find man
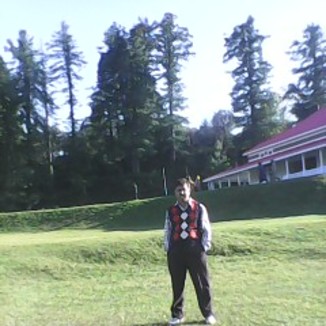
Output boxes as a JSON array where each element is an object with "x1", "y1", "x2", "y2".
[
  {"x1": 258, "y1": 162, "x2": 267, "y2": 184},
  {"x1": 164, "y1": 178, "x2": 217, "y2": 325}
]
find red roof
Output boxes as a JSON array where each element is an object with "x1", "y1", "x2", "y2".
[{"x1": 245, "y1": 107, "x2": 326, "y2": 155}]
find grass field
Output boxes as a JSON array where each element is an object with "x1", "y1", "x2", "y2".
[{"x1": 0, "y1": 215, "x2": 325, "y2": 326}]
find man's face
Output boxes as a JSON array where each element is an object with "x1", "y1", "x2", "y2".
[{"x1": 175, "y1": 183, "x2": 191, "y2": 205}]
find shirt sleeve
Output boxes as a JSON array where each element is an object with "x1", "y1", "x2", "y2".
[
  {"x1": 200, "y1": 204, "x2": 212, "y2": 252},
  {"x1": 163, "y1": 210, "x2": 171, "y2": 252}
]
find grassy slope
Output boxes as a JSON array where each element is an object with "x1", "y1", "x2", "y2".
[
  {"x1": 0, "y1": 176, "x2": 325, "y2": 232},
  {"x1": 0, "y1": 215, "x2": 325, "y2": 325}
]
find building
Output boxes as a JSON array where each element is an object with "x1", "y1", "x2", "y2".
[{"x1": 203, "y1": 107, "x2": 326, "y2": 190}]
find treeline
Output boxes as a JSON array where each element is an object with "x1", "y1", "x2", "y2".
[{"x1": 0, "y1": 14, "x2": 326, "y2": 211}]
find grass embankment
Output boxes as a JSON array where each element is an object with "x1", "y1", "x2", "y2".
[
  {"x1": 0, "y1": 216, "x2": 325, "y2": 325},
  {"x1": 0, "y1": 176, "x2": 325, "y2": 232}
]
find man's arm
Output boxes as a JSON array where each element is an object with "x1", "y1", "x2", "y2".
[
  {"x1": 200, "y1": 204, "x2": 212, "y2": 252},
  {"x1": 163, "y1": 211, "x2": 171, "y2": 252}
]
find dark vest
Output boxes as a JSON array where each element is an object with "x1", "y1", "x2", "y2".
[{"x1": 168, "y1": 200, "x2": 202, "y2": 246}]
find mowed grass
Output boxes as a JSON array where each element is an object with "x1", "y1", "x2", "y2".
[{"x1": 0, "y1": 215, "x2": 325, "y2": 326}]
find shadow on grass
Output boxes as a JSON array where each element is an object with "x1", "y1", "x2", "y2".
[{"x1": 133, "y1": 320, "x2": 205, "y2": 326}]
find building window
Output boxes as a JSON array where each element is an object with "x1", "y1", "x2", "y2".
[
  {"x1": 259, "y1": 149, "x2": 274, "y2": 158},
  {"x1": 305, "y1": 154, "x2": 317, "y2": 170},
  {"x1": 288, "y1": 155, "x2": 303, "y2": 174}
]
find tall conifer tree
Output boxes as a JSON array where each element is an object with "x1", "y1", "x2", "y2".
[
  {"x1": 224, "y1": 16, "x2": 281, "y2": 154},
  {"x1": 285, "y1": 24, "x2": 326, "y2": 120},
  {"x1": 0, "y1": 57, "x2": 24, "y2": 210},
  {"x1": 47, "y1": 21, "x2": 86, "y2": 138},
  {"x1": 155, "y1": 13, "x2": 194, "y2": 163}
]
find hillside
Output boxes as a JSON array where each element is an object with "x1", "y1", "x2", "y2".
[{"x1": 0, "y1": 176, "x2": 325, "y2": 232}]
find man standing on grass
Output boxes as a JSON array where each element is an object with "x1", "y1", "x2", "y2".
[{"x1": 164, "y1": 177, "x2": 217, "y2": 325}]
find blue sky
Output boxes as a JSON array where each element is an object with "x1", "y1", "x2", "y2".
[{"x1": 1, "y1": 0, "x2": 325, "y2": 127}]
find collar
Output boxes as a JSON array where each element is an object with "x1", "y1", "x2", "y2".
[{"x1": 175, "y1": 197, "x2": 195, "y2": 211}]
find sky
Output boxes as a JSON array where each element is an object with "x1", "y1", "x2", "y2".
[{"x1": 1, "y1": 0, "x2": 325, "y2": 128}]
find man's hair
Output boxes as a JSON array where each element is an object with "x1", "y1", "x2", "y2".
[{"x1": 175, "y1": 176, "x2": 194, "y2": 189}]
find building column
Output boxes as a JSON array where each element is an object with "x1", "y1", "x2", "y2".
[
  {"x1": 218, "y1": 181, "x2": 222, "y2": 189},
  {"x1": 301, "y1": 154, "x2": 306, "y2": 172},
  {"x1": 319, "y1": 149, "x2": 324, "y2": 168},
  {"x1": 228, "y1": 179, "x2": 231, "y2": 187},
  {"x1": 237, "y1": 174, "x2": 241, "y2": 186},
  {"x1": 247, "y1": 171, "x2": 251, "y2": 184},
  {"x1": 285, "y1": 160, "x2": 289, "y2": 177}
]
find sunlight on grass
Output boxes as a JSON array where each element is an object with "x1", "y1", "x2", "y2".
[
  {"x1": 0, "y1": 215, "x2": 325, "y2": 325},
  {"x1": 0, "y1": 229, "x2": 158, "y2": 246}
]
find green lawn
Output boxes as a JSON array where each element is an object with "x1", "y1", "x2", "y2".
[{"x1": 0, "y1": 215, "x2": 325, "y2": 326}]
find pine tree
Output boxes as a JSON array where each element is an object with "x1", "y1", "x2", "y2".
[
  {"x1": 90, "y1": 23, "x2": 128, "y2": 164},
  {"x1": 121, "y1": 21, "x2": 160, "y2": 175},
  {"x1": 188, "y1": 111, "x2": 234, "y2": 178},
  {"x1": 155, "y1": 13, "x2": 194, "y2": 163},
  {"x1": 47, "y1": 21, "x2": 86, "y2": 138},
  {"x1": 91, "y1": 21, "x2": 160, "y2": 174},
  {"x1": 87, "y1": 21, "x2": 163, "y2": 200},
  {"x1": 37, "y1": 51, "x2": 57, "y2": 177},
  {"x1": 285, "y1": 24, "x2": 326, "y2": 121},
  {"x1": 0, "y1": 57, "x2": 24, "y2": 210},
  {"x1": 224, "y1": 16, "x2": 281, "y2": 154},
  {"x1": 6, "y1": 30, "x2": 49, "y2": 209},
  {"x1": 6, "y1": 30, "x2": 41, "y2": 141}
]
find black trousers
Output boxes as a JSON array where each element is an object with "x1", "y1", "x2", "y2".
[{"x1": 167, "y1": 241, "x2": 213, "y2": 319}]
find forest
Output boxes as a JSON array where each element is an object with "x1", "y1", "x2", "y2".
[{"x1": 0, "y1": 13, "x2": 325, "y2": 211}]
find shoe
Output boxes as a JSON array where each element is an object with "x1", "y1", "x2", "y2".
[
  {"x1": 205, "y1": 314, "x2": 217, "y2": 325},
  {"x1": 169, "y1": 316, "x2": 185, "y2": 325}
]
